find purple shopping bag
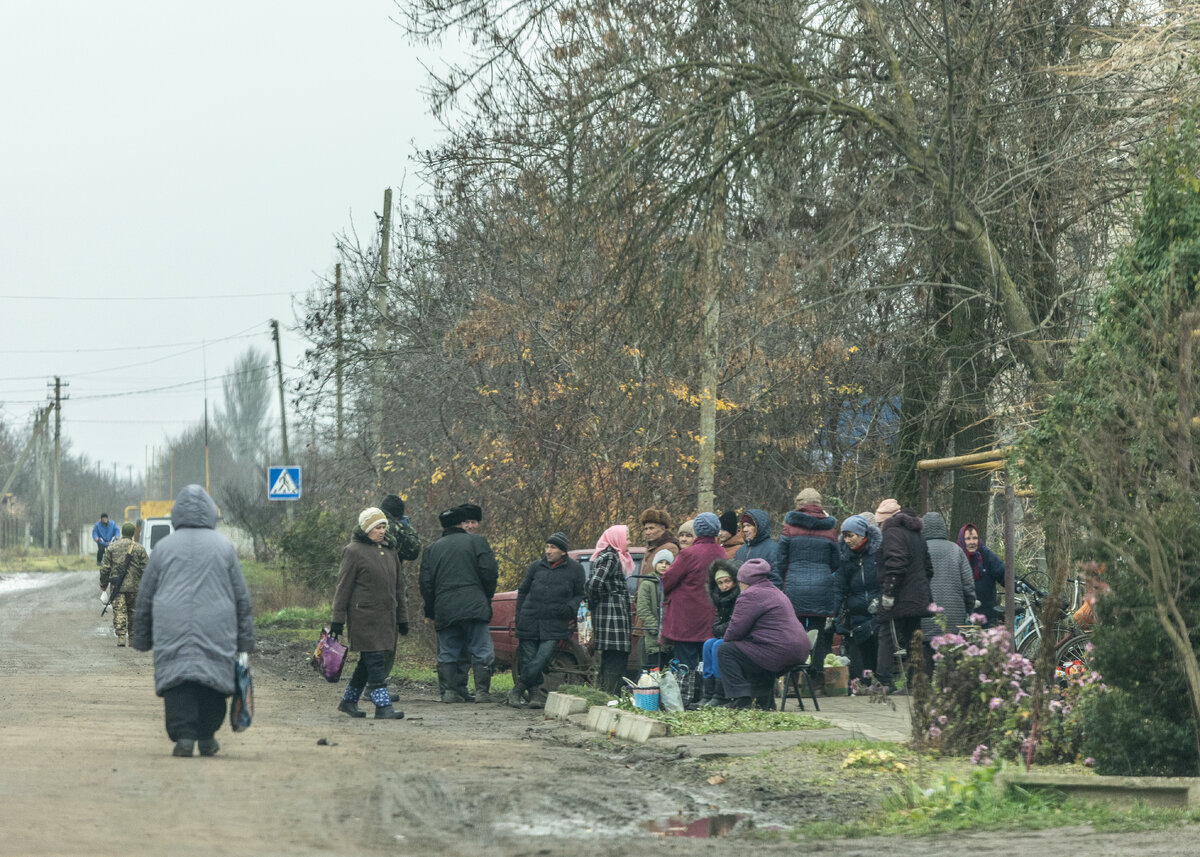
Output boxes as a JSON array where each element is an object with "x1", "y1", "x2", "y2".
[{"x1": 310, "y1": 626, "x2": 347, "y2": 682}]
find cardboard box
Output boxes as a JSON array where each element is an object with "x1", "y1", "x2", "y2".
[{"x1": 824, "y1": 664, "x2": 849, "y2": 696}]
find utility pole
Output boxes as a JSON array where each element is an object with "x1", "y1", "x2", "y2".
[
  {"x1": 334, "y1": 261, "x2": 344, "y2": 453},
  {"x1": 49, "y1": 376, "x2": 66, "y2": 549},
  {"x1": 271, "y1": 319, "x2": 293, "y2": 523},
  {"x1": 373, "y1": 188, "x2": 393, "y2": 483}
]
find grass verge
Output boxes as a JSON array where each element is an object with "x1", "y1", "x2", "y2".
[{"x1": 614, "y1": 697, "x2": 829, "y2": 735}]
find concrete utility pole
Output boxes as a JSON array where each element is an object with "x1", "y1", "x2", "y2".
[
  {"x1": 334, "y1": 262, "x2": 344, "y2": 452},
  {"x1": 373, "y1": 188, "x2": 393, "y2": 482},
  {"x1": 270, "y1": 319, "x2": 293, "y2": 523},
  {"x1": 49, "y1": 376, "x2": 66, "y2": 549}
]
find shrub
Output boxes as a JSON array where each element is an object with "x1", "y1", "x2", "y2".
[
  {"x1": 277, "y1": 507, "x2": 346, "y2": 593},
  {"x1": 923, "y1": 622, "x2": 1101, "y2": 764}
]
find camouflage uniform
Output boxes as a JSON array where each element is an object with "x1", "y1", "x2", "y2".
[
  {"x1": 100, "y1": 537, "x2": 149, "y2": 646},
  {"x1": 379, "y1": 516, "x2": 421, "y2": 681}
]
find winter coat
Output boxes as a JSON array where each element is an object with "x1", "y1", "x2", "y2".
[
  {"x1": 920, "y1": 512, "x2": 976, "y2": 639},
  {"x1": 660, "y1": 536, "x2": 725, "y2": 643},
  {"x1": 585, "y1": 547, "x2": 631, "y2": 652},
  {"x1": 92, "y1": 518, "x2": 119, "y2": 547},
  {"x1": 878, "y1": 510, "x2": 934, "y2": 620},
  {"x1": 706, "y1": 570, "x2": 740, "y2": 639},
  {"x1": 722, "y1": 579, "x2": 810, "y2": 673},
  {"x1": 960, "y1": 525, "x2": 1006, "y2": 626},
  {"x1": 732, "y1": 509, "x2": 777, "y2": 567},
  {"x1": 833, "y1": 521, "x2": 882, "y2": 641},
  {"x1": 638, "y1": 535, "x2": 679, "y2": 580},
  {"x1": 722, "y1": 530, "x2": 744, "y2": 560},
  {"x1": 384, "y1": 516, "x2": 422, "y2": 562},
  {"x1": 418, "y1": 527, "x2": 499, "y2": 631},
  {"x1": 100, "y1": 537, "x2": 148, "y2": 594},
  {"x1": 515, "y1": 555, "x2": 585, "y2": 641},
  {"x1": 332, "y1": 529, "x2": 407, "y2": 653},
  {"x1": 636, "y1": 574, "x2": 667, "y2": 656},
  {"x1": 130, "y1": 485, "x2": 255, "y2": 697},
  {"x1": 769, "y1": 506, "x2": 840, "y2": 616}
]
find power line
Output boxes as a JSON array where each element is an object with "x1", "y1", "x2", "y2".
[{"x1": 0, "y1": 291, "x2": 297, "y2": 302}]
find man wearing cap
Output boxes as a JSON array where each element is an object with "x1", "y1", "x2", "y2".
[
  {"x1": 100, "y1": 521, "x2": 149, "y2": 647},
  {"x1": 507, "y1": 533, "x2": 586, "y2": 708},
  {"x1": 448, "y1": 502, "x2": 484, "y2": 700},
  {"x1": 419, "y1": 506, "x2": 500, "y2": 703}
]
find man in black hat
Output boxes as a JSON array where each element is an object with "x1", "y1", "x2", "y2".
[
  {"x1": 418, "y1": 507, "x2": 500, "y2": 703},
  {"x1": 507, "y1": 533, "x2": 585, "y2": 708},
  {"x1": 457, "y1": 503, "x2": 482, "y2": 534}
]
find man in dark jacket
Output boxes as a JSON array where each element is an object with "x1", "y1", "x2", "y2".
[
  {"x1": 874, "y1": 508, "x2": 933, "y2": 693},
  {"x1": 507, "y1": 532, "x2": 585, "y2": 709},
  {"x1": 419, "y1": 507, "x2": 500, "y2": 703}
]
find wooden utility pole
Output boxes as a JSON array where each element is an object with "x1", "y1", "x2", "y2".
[
  {"x1": 334, "y1": 262, "x2": 344, "y2": 452},
  {"x1": 49, "y1": 376, "x2": 65, "y2": 549},
  {"x1": 373, "y1": 188, "x2": 393, "y2": 482},
  {"x1": 271, "y1": 319, "x2": 293, "y2": 523}
]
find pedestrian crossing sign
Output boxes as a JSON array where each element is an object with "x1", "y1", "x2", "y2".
[{"x1": 267, "y1": 466, "x2": 301, "y2": 501}]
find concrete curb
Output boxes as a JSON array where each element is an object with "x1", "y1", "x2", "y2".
[
  {"x1": 543, "y1": 691, "x2": 589, "y2": 720},
  {"x1": 994, "y1": 772, "x2": 1200, "y2": 809},
  {"x1": 581, "y1": 704, "x2": 668, "y2": 743}
]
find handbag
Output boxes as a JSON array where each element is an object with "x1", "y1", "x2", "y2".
[
  {"x1": 230, "y1": 661, "x2": 254, "y2": 732},
  {"x1": 311, "y1": 625, "x2": 348, "y2": 683}
]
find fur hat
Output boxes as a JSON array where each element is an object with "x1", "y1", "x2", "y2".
[
  {"x1": 874, "y1": 498, "x2": 901, "y2": 522},
  {"x1": 457, "y1": 503, "x2": 482, "y2": 522},
  {"x1": 359, "y1": 507, "x2": 387, "y2": 533},
  {"x1": 547, "y1": 532, "x2": 569, "y2": 552},
  {"x1": 693, "y1": 512, "x2": 720, "y2": 537},
  {"x1": 639, "y1": 508, "x2": 674, "y2": 529},
  {"x1": 380, "y1": 494, "x2": 406, "y2": 519},
  {"x1": 737, "y1": 557, "x2": 770, "y2": 585},
  {"x1": 794, "y1": 487, "x2": 823, "y2": 507},
  {"x1": 438, "y1": 507, "x2": 465, "y2": 529},
  {"x1": 121, "y1": 521, "x2": 136, "y2": 538},
  {"x1": 718, "y1": 510, "x2": 739, "y2": 535},
  {"x1": 652, "y1": 548, "x2": 675, "y2": 567}
]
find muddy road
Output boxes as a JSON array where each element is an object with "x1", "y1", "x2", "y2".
[{"x1": 1, "y1": 570, "x2": 1194, "y2": 856}]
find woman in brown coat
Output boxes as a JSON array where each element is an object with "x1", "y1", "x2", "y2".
[{"x1": 331, "y1": 507, "x2": 408, "y2": 720}]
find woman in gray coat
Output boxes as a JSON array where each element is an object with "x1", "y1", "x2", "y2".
[
  {"x1": 331, "y1": 507, "x2": 408, "y2": 720},
  {"x1": 131, "y1": 485, "x2": 255, "y2": 758}
]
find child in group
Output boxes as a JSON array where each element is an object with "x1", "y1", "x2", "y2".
[
  {"x1": 637, "y1": 549, "x2": 674, "y2": 671},
  {"x1": 700, "y1": 559, "x2": 740, "y2": 707}
]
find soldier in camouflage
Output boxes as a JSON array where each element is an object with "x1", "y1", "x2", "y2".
[
  {"x1": 379, "y1": 495, "x2": 421, "y2": 695},
  {"x1": 100, "y1": 521, "x2": 149, "y2": 647}
]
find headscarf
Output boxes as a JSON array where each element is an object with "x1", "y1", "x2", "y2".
[
  {"x1": 593, "y1": 524, "x2": 635, "y2": 576},
  {"x1": 957, "y1": 522, "x2": 984, "y2": 581}
]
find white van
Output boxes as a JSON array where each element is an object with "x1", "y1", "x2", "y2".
[{"x1": 139, "y1": 517, "x2": 174, "y2": 557}]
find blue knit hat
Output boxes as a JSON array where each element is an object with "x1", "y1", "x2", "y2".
[
  {"x1": 693, "y1": 512, "x2": 720, "y2": 537},
  {"x1": 841, "y1": 514, "x2": 869, "y2": 537}
]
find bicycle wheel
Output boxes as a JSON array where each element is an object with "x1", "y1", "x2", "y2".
[
  {"x1": 1056, "y1": 634, "x2": 1091, "y2": 665},
  {"x1": 1015, "y1": 629, "x2": 1040, "y2": 659}
]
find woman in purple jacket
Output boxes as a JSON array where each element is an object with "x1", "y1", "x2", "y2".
[
  {"x1": 717, "y1": 558, "x2": 811, "y2": 709},
  {"x1": 660, "y1": 512, "x2": 726, "y2": 705}
]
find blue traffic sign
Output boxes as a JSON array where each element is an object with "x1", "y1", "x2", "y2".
[{"x1": 267, "y1": 466, "x2": 301, "y2": 501}]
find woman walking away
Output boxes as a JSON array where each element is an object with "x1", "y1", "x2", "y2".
[
  {"x1": 637, "y1": 549, "x2": 675, "y2": 671},
  {"x1": 874, "y1": 507, "x2": 933, "y2": 694},
  {"x1": 958, "y1": 523, "x2": 1006, "y2": 627},
  {"x1": 921, "y1": 511, "x2": 975, "y2": 670},
  {"x1": 833, "y1": 514, "x2": 882, "y2": 682},
  {"x1": 131, "y1": 485, "x2": 255, "y2": 758},
  {"x1": 717, "y1": 559, "x2": 810, "y2": 709},
  {"x1": 661, "y1": 512, "x2": 726, "y2": 706},
  {"x1": 586, "y1": 524, "x2": 634, "y2": 693},
  {"x1": 331, "y1": 507, "x2": 407, "y2": 720},
  {"x1": 700, "y1": 559, "x2": 740, "y2": 707}
]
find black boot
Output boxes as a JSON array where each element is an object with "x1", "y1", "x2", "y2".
[
  {"x1": 702, "y1": 678, "x2": 727, "y2": 708},
  {"x1": 725, "y1": 697, "x2": 753, "y2": 709},
  {"x1": 698, "y1": 676, "x2": 716, "y2": 707},
  {"x1": 338, "y1": 699, "x2": 366, "y2": 718},
  {"x1": 172, "y1": 738, "x2": 195, "y2": 757},
  {"x1": 473, "y1": 663, "x2": 495, "y2": 704},
  {"x1": 438, "y1": 663, "x2": 464, "y2": 703},
  {"x1": 456, "y1": 655, "x2": 475, "y2": 702},
  {"x1": 374, "y1": 704, "x2": 404, "y2": 720}
]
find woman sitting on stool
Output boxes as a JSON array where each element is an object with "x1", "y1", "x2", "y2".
[{"x1": 717, "y1": 558, "x2": 811, "y2": 709}]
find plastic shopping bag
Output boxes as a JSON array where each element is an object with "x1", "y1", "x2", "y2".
[{"x1": 658, "y1": 670, "x2": 684, "y2": 712}]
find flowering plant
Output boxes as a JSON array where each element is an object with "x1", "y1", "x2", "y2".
[{"x1": 923, "y1": 624, "x2": 1103, "y2": 763}]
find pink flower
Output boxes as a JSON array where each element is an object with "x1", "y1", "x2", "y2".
[
  {"x1": 928, "y1": 726, "x2": 942, "y2": 737},
  {"x1": 969, "y1": 613, "x2": 987, "y2": 625},
  {"x1": 928, "y1": 602, "x2": 945, "y2": 613},
  {"x1": 1083, "y1": 757, "x2": 1096, "y2": 767},
  {"x1": 937, "y1": 715, "x2": 948, "y2": 725},
  {"x1": 966, "y1": 645, "x2": 981, "y2": 657},
  {"x1": 989, "y1": 697, "x2": 1003, "y2": 710}
]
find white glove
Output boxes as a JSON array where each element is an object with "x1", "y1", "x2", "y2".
[
  {"x1": 236, "y1": 652, "x2": 250, "y2": 668},
  {"x1": 880, "y1": 594, "x2": 895, "y2": 610}
]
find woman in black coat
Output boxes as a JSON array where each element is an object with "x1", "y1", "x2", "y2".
[
  {"x1": 699, "y1": 559, "x2": 740, "y2": 707},
  {"x1": 833, "y1": 515, "x2": 882, "y2": 682},
  {"x1": 874, "y1": 508, "x2": 933, "y2": 692}
]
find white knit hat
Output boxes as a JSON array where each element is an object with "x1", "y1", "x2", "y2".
[{"x1": 358, "y1": 507, "x2": 387, "y2": 532}]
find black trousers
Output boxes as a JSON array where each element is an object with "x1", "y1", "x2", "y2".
[
  {"x1": 598, "y1": 650, "x2": 627, "y2": 694},
  {"x1": 875, "y1": 616, "x2": 921, "y2": 686},
  {"x1": 716, "y1": 642, "x2": 777, "y2": 700},
  {"x1": 346, "y1": 650, "x2": 390, "y2": 691},
  {"x1": 163, "y1": 681, "x2": 227, "y2": 742}
]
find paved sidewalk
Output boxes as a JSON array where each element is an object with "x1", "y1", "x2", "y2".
[{"x1": 647, "y1": 694, "x2": 915, "y2": 758}]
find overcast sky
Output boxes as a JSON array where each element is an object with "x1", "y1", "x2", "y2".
[{"x1": 1, "y1": 1, "x2": 450, "y2": 480}]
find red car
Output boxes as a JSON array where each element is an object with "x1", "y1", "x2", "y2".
[{"x1": 489, "y1": 547, "x2": 651, "y2": 688}]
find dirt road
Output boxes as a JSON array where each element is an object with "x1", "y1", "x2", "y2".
[{"x1": 1, "y1": 570, "x2": 1195, "y2": 857}]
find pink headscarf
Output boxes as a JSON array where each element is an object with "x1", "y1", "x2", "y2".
[{"x1": 593, "y1": 524, "x2": 635, "y2": 576}]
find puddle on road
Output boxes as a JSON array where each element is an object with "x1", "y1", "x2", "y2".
[
  {"x1": 641, "y1": 813, "x2": 746, "y2": 838},
  {"x1": 0, "y1": 573, "x2": 61, "y2": 596}
]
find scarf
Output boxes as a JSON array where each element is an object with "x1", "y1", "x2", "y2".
[
  {"x1": 593, "y1": 524, "x2": 635, "y2": 576},
  {"x1": 957, "y1": 522, "x2": 984, "y2": 581}
]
